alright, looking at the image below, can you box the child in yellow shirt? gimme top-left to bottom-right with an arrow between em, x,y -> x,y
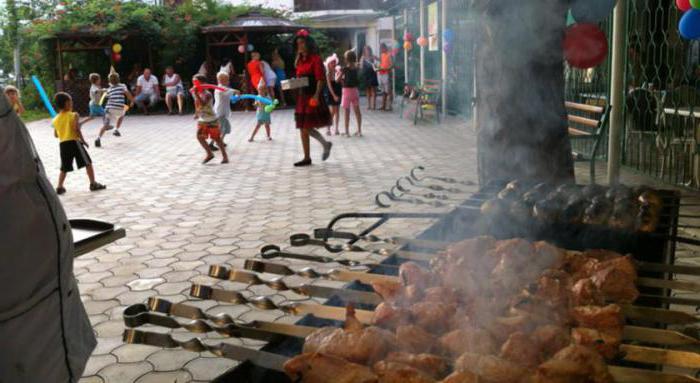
52,92 -> 106,195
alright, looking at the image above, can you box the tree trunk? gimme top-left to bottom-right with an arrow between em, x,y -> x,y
474,0 -> 575,185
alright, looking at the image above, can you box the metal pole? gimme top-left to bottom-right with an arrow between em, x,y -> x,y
441,0 -> 448,114
404,8 -> 409,84
607,0 -> 627,184
419,0 -> 425,84
392,16 -> 397,99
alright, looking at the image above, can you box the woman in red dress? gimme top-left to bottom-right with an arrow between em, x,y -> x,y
293,30 -> 333,166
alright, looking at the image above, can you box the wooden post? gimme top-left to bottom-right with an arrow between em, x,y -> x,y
474,0 -> 574,184
419,0 -> 425,84
607,0 -> 627,185
441,0 -> 448,114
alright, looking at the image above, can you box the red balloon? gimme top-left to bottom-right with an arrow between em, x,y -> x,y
678,0 -> 692,11
112,52 -> 122,62
563,23 -> 608,69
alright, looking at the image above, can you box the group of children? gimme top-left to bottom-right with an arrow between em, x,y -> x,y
325,49 -> 363,137
40,69 -> 278,194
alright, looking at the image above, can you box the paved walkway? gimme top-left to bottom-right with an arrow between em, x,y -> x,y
25,106 -> 700,382
26,105 -> 475,382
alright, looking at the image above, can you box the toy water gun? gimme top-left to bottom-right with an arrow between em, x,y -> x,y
31,75 -> 57,117
230,94 -> 280,113
192,79 -> 226,94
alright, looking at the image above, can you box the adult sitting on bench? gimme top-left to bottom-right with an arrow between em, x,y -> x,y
134,68 -> 160,115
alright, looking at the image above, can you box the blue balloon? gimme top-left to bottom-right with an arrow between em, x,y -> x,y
570,0 -> 617,23
442,29 -> 454,43
31,75 -> 57,117
230,94 -> 274,105
680,9 -> 700,40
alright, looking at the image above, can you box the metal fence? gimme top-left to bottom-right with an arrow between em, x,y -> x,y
565,1 -> 700,188
393,0 -> 473,117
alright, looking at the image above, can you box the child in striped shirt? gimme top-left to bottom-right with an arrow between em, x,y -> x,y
95,73 -> 134,148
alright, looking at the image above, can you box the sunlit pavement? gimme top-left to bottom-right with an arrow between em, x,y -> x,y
26,102 -> 475,382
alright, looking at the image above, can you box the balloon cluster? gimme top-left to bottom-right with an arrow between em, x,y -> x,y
442,29 -> 454,54
563,0 -> 616,69
230,94 -> 279,113
403,31 -> 413,51
111,43 -> 122,63
678,0 -> 700,40
238,43 -> 255,54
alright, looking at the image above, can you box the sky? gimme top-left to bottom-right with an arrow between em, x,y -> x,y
224,0 -> 293,11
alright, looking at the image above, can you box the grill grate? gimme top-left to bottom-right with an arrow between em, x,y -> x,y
213,182 -> 684,382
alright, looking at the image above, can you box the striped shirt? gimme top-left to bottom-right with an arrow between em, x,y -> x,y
105,83 -> 127,110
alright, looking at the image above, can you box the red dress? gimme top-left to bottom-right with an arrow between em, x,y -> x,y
247,59 -> 264,90
295,53 -> 332,129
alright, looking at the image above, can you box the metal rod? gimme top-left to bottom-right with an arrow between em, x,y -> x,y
123,303 -> 313,339
123,329 -> 289,372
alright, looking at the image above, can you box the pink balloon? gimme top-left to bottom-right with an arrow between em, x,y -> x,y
238,45 -> 246,53
678,0 -> 692,11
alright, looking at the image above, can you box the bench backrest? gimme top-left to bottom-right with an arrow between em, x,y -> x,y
565,101 -> 609,137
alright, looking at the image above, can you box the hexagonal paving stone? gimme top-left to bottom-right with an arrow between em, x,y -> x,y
135,370 -> 192,383
84,299 -> 121,316
162,270 -> 199,283
90,285 -> 129,301
97,361 -> 153,382
127,278 -> 165,291
112,343 -> 159,363
137,267 -> 173,279
93,319 -> 127,338
82,354 -> 117,377
92,336 -> 124,356
117,290 -> 158,306
78,376 -> 105,383
147,349 -> 199,372
155,281 -> 191,296
184,357 -> 238,381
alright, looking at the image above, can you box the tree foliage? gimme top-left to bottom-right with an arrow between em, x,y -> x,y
2,0 -> 320,111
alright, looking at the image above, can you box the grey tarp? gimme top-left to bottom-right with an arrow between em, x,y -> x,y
0,88 -> 95,382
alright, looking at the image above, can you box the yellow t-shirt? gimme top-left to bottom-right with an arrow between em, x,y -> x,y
53,111 -> 79,142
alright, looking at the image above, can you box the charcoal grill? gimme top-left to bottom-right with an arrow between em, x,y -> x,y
206,180 -> 691,382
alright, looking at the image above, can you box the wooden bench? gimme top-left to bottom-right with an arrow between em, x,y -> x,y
566,101 -> 610,183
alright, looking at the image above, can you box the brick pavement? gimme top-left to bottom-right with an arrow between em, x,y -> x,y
25,105 -> 476,382
25,105 -> 700,382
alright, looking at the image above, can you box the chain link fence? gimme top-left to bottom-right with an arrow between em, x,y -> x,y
394,1 -> 473,117
565,1 -> 700,188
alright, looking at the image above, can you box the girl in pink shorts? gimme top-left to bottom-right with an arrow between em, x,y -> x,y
340,50 -> 363,137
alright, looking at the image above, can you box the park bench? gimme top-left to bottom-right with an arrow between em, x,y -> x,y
566,101 -> 610,183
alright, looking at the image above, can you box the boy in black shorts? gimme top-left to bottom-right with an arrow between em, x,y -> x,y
52,92 -> 106,195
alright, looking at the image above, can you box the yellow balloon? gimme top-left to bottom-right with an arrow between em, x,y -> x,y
112,43 -> 122,53
403,41 -> 412,50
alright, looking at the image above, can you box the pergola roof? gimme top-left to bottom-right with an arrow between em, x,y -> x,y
201,14 -> 306,34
